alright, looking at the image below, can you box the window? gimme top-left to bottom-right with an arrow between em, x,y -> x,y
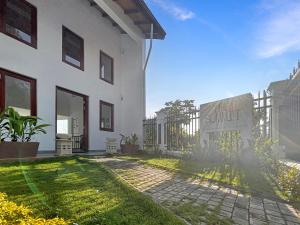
100,101 -> 114,132
0,0 -> 37,48
0,68 -> 36,116
62,26 -> 84,70
100,51 -> 113,84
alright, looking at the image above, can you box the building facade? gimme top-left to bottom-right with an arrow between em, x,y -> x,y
0,0 -> 165,152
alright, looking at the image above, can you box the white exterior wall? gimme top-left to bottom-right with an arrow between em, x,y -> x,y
0,0 -> 146,151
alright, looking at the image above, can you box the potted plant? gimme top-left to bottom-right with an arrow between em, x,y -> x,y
0,108 -> 50,159
0,110 -> 9,143
120,133 -> 139,154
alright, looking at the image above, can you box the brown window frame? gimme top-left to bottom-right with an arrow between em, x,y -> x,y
62,26 -> 84,71
99,100 -> 114,132
0,0 -> 37,48
56,86 -> 89,151
0,68 -> 37,116
100,51 -> 114,84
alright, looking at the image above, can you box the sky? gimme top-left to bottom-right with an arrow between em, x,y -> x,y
145,0 -> 300,116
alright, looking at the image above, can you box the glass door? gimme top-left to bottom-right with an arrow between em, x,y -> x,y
56,87 -> 88,152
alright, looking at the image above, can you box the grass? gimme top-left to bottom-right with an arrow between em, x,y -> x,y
0,156 -> 185,225
163,201 -> 233,225
118,153 -> 292,202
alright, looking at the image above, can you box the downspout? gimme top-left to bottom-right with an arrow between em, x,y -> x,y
143,23 -> 154,119
142,24 -> 153,150
144,24 -> 154,71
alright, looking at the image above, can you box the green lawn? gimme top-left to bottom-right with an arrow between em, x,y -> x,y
0,156 -> 184,225
119,154 -> 291,202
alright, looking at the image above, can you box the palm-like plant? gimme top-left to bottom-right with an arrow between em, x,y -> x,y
0,110 -> 9,142
22,116 -> 49,142
0,108 -> 50,142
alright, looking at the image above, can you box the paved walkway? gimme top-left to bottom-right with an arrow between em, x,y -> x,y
96,158 -> 300,225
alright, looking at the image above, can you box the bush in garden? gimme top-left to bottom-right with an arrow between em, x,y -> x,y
217,131 -> 241,163
254,136 -> 273,161
0,192 -> 68,225
252,136 -> 300,199
277,165 -> 300,200
191,143 -> 206,160
253,136 -> 279,172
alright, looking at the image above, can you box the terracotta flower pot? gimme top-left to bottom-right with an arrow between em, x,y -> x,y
0,142 -> 39,159
121,144 -> 139,154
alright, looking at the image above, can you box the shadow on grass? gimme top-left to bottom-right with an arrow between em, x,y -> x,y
120,154 -> 284,200
114,156 -> 300,221
0,156 -> 184,225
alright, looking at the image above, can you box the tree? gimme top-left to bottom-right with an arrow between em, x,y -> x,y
160,100 -> 197,150
162,100 -> 195,116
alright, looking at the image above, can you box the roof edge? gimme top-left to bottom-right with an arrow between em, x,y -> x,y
136,0 -> 166,40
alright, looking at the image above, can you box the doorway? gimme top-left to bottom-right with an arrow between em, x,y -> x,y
56,87 -> 88,152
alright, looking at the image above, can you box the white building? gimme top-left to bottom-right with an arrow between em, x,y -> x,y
0,0 -> 165,152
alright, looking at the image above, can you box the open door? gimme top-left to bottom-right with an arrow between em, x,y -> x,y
56,87 -> 88,152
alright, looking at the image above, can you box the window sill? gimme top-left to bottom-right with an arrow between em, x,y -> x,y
62,59 -> 84,71
0,31 -> 37,49
100,128 -> 114,132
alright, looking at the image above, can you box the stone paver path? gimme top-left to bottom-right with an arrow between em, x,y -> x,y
95,158 -> 300,225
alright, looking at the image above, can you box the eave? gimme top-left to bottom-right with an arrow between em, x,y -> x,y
89,0 -> 166,40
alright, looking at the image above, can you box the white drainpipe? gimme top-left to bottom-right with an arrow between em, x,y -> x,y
142,24 -> 154,149
144,24 -> 154,71
143,23 -> 154,119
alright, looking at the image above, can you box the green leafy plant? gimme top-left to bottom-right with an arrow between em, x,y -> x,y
277,164 -> 300,200
217,131 -> 241,163
144,145 -> 162,156
253,136 -> 280,174
131,133 -> 138,145
0,110 -> 9,143
254,136 -> 273,161
153,144 -> 162,156
0,192 -> 69,225
120,133 -> 139,145
0,108 -> 50,142
181,144 -> 193,160
191,143 -> 207,161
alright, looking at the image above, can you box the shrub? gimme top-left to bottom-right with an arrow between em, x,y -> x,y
217,131 -> 241,163
0,192 -> 68,225
0,108 -> 50,142
277,165 -> 300,200
120,133 -> 139,145
253,136 -> 280,173
144,145 -> 162,156
254,137 -> 273,161
191,143 -> 207,161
